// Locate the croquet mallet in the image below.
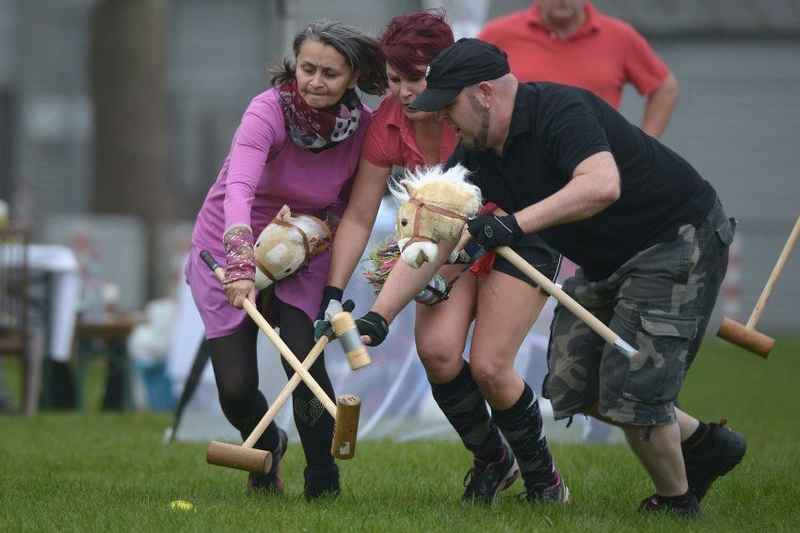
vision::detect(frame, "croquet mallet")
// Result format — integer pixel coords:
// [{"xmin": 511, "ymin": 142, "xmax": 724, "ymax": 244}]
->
[
  {"xmin": 201, "ymin": 250, "xmax": 364, "ymax": 473},
  {"xmin": 496, "ymin": 246, "xmax": 639, "ymax": 359},
  {"xmin": 716, "ymin": 214, "xmax": 800, "ymax": 358}
]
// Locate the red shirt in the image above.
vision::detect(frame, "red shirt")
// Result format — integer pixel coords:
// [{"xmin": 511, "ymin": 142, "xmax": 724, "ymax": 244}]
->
[
  {"xmin": 361, "ymin": 95, "xmax": 457, "ymax": 171},
  {"xmin": 362, "ymin": 96, "xmax": 497, "ymax": 215},
  {"xmin": 478, "ymin": 2, "xmax": 669, "ymax": 109}
]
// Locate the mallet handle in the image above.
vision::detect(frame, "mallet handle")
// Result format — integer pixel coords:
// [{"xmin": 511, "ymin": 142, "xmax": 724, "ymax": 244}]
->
[
  {"xmin": 242, "ymin": 334, "xmax": 329, "ymax": 448},
  {"xmin": 496, "ymin": 246, "xmax": 638, "ymax": 359},
  {"xmin": 200, "ymin": 250, "xmax": 337, "ymax": 416},
  {"xmin": 746, "ymin": 214, "xmax": 800, "ymax": 329},
  {"xmin": 240, "ymin": 300, "xmax": 355, "ymax": 449}
]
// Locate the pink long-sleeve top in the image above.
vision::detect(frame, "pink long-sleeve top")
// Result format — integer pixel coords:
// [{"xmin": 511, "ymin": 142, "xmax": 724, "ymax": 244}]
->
[{"xmin": 186, "ymin": 87, "xmax": 371, "ymax": 338}]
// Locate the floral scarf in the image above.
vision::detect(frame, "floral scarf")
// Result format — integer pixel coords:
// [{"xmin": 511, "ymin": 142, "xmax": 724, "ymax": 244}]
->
[{"xmin": 278, "ymin": 79, "xmax": 363, "ymax": 152}]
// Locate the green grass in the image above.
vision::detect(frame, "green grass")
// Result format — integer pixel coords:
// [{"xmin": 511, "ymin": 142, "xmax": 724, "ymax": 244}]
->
[{"xmin": 2, "ymin": 336, "xmax": 800, "ymax": 532}]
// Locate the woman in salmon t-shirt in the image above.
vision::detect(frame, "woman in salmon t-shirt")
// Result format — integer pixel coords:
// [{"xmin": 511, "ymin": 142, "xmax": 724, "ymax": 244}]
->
[{"xmin": 318, "ymin": 10, "xmax": 568, "ymax": 504}]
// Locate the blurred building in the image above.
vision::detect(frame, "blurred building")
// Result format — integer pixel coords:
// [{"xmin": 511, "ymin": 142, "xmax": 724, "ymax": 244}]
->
[{"xmin": 0, "ymin": 0, "xmax": 798, "ymax": 334}]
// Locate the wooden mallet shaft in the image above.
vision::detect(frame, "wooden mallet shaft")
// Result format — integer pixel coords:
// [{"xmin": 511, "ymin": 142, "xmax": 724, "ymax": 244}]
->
[
  {"xmin": 200, "ymin": 250, "xmax": 361, "ymax": 460},
  {"xmin": 206, "ymin": 324, "xmax": 331, "ymax": 473},
  {"xmin": 716, "ymin": 215, "xmax": 800, "ymax": 358},
  {"xmin": 496, "ymin": 246, "xmax": 639, "ymax": 359}
]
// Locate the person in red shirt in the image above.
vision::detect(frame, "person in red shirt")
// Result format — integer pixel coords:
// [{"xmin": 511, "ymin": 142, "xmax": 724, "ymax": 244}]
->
[
  {"xmin": 478, "ymin": 0, "xmax": 679, "ymax": 139},
  {"xmin": 318, "ymin": 9, "xmax": 569, "ymax": 505}
]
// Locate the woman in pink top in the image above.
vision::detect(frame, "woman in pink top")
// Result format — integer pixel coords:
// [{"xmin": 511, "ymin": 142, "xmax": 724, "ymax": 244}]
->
[
  {"xmin": 185, "ymin": 20, "xmax": 386, "ymax": 499},
  {"xmin": 318, "ymin": 10, "xmax": 567, "ymax": 504}
]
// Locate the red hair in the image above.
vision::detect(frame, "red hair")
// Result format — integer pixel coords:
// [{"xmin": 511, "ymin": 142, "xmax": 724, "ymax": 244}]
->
[{"xmin": 380, "ymin": 9, "xmax": 454, "ymax": 79}]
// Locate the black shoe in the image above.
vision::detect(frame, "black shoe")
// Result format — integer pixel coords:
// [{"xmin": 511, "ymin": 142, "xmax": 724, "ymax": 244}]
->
[
  {"xmin": 639, "ymin": 492, "xmax": 701, "ymax": 519},
  {"xmin": 247, "ymin": 427, "xmax": 288, "ymax": 494},
  {"xmin": 684, "ymin": 419, "xmax": 746, "ymax": 501},
  {"xmin": 461, "ymin": 445, "xmax": 520, "ymax": 504},
  {"xmin": 304, "ymin": 464, "xmax": 340, "ymax": 501},
  {"xmin": 520, "ymin": 469, "xmax": 571, "ymax": 504}
]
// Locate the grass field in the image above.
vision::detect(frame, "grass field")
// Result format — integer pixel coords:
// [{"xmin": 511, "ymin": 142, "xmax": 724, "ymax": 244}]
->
[{"xmin": 2, "ymin": 336, "xmax": 799, "ymax": 532}]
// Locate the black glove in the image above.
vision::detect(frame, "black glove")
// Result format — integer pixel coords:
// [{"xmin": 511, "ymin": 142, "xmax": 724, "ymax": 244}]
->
[
  {"xmin": 314, "ymin": 286, "xmax": 343, "ymax": 341},
  {"xmin": 355, "ymin": 311, "xmax": 389, "ymax": 347},
  {"xmin": 466, "ymin": 214, "xmax": 524, "ymax": 251}
]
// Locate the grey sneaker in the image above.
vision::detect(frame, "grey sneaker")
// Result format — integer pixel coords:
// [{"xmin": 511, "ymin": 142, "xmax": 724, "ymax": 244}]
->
[
  {"xmin": 520, "ymin": 469, "xmax": 571, "ymax": 504},
  {"xmin": 684, "ymin": 419, "xmax": 746, "ymax": 501},
  {"xmin": 639, "ymin": 492, "xmax": 701, "ymax": 519},
  {"xmin": 247, "ymin": 427, "xmax": 288, "ymax": 494},
  {"xmin": 461, "ymin": 445, "xmax": 520, "ymax": 504}
]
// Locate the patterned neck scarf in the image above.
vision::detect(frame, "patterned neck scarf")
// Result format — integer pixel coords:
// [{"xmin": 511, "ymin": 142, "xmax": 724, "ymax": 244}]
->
[{"xmin": 278, "ymin": 79, "xmax": 363, "ymax": 153}]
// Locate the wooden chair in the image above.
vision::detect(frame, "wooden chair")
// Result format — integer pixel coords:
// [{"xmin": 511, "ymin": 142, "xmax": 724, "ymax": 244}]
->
[{"xmin": 0, "ymin": 226, "xmax": 43, "ymax": 415}]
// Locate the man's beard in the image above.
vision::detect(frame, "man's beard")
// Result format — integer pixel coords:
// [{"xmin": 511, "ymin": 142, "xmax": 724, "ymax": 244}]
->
[{"xmin": 461, "ymin": 92, "xmax": 490, "ymax": 153}]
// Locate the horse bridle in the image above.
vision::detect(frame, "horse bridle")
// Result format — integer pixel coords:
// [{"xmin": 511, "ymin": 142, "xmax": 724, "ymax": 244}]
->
[
  {"xmin": 402, "ymin": 198, "xmax": 468, "ymax": 248},
  {"xmin": 255, "ymin": 214, "xmax": 333, "ymax": 283},
  {"xmin": 400, "ymin": 198, "xmax": 482, "ymax": 305}
]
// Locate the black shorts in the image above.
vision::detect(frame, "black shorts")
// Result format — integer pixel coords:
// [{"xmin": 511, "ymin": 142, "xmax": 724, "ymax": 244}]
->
[{"xmin": 493, "ymin": 234, "xmax": 561, "ymax": 285}]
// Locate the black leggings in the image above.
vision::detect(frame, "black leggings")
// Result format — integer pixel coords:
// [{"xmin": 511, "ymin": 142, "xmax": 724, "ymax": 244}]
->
[{"xmin": 208, "ymin": 298, "xmax": 336, "ymax": 470}]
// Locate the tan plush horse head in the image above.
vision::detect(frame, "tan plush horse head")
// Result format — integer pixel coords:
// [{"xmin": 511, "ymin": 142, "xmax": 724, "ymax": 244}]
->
[
  {"xmin": 254, "ymin": 204, "xmax": 332, "ymax": 289},
  {"xmin": 391, "ymin": 164, "xmax": 483, "ymax": 267}
]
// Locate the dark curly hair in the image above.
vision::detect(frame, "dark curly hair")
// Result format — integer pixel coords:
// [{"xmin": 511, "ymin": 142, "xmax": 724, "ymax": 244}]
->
[
  {"xmin": 380, "ymin": 9, "xmax": 454, "ymax": 79},
  {"xmin": 270, "ymin": 19, "xmax": 387, "ymax": 96}
]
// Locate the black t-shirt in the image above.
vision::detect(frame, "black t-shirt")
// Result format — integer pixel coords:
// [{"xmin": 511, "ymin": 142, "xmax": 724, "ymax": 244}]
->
[{"xmin": 447, "ymin": 82, "xmax": 716, "ymax": 280}]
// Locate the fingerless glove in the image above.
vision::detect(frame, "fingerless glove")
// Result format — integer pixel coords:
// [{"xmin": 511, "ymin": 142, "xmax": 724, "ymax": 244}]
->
[{"xmin": 222, "ymin": 224, "xmax": 256, "ymax": 285}]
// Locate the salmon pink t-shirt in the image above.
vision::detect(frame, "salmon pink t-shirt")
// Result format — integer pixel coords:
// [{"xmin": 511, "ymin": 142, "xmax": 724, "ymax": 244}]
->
[
  {"xmin": 361, "ymin": 95, "xmax": 457, "ymax": 171},
  {"xmin": 478, "ymin": 2, "xmax": 670, "ymax": 109}
]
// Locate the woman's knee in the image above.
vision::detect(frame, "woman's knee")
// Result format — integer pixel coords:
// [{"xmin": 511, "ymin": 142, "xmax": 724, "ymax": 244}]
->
[
  {"xmin": 468, "ymin": 355, "xmax": 510, "ymax": 390},
  {"xmin": 217, "ymin": 384, "xmax": 258, "ymax": 420},
  {"xmin": 414, "ymin": 338, "xmax": 460, "ymax": 378}
]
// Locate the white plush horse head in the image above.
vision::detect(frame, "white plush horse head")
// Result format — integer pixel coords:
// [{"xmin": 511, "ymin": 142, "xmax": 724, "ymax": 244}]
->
[
  {"xmin": 390, "ymin": 164, "xmax": 482, "ymax": 267},
  {"xmin": 254, "ymin": 205, "xmax": 332, "ymax": 289}
]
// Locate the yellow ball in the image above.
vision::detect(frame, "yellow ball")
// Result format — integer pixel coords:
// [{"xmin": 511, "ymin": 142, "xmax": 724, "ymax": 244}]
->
[{"xmin": 170, "ymin": 500, "xmax": 194, "ymax": 511}]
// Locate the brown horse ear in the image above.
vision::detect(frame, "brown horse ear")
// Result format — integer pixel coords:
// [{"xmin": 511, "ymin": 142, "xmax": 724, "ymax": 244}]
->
[
  {"xmin": 401, "ymin": 180, "xmax": 418, "ymax": 197},
  {"xmin": 277, "ymin": 204, "xmax": 291, "ymax": 220}
]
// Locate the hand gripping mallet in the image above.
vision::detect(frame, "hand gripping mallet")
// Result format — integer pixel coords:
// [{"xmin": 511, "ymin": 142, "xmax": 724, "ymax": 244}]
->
[
  {"xmin": 496, "ymin": 246, "xmax": 639, "ymax": 359},
  {"xmin": 201, "ymin": 250, "xmax": 364, "ymax": 468},
  {"xmin": 206, "ymin": 300, "xmax": 356, "ymax": 474},
  {"xmin": 326, "ymin": 299, "xmax": 371, "ymax": 370},
  {"xmin": 716, "ymin": 214, "xmax": 800, "ymax": 358}
]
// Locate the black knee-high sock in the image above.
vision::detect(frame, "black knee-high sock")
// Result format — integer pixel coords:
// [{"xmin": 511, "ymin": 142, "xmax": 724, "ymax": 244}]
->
[
  {"xmin": 492, "ymin": 383, "xmax": 556, "ymax": 489},
  {"xmin": 280, "ymin": 356, "xmax": 336, "ymax": 470},
  {"xmin": 681, "ymin": 421, "xmax": 711, "ymax": 454},
  {"xmin": 430, "ymin": 361, "xmax": 503, "ymax": 462},
  {"xmin": 278, "ymin": 303, "xmax": 336, "ymax": 471}
]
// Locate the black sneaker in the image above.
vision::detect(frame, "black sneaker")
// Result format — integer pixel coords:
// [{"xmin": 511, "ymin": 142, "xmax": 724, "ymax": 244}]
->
[
  {"xmin": 247, "ymin": 427, "xmax": 288, "ymax": 494},
  {"xmin": 684, "ymin": 419, "xmax": 746, "ymax": 501},
  {"xmin": 304, "ymin": 464, "xmax": 341, "ymax": 501},
  {"xmin": 520, "ymin": 469, "xmax": 571, "ymax": 504},
  {"xmin": 639, "ymin": 492, "xmax": 701, "ymax": 518},
  {"xmin": 461, "ymin": 445, "xmax": 520, "ymax": 504}
]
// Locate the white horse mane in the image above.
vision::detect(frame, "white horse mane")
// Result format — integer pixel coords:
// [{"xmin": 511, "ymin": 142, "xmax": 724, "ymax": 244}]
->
[{"xmin": 388, "ymin": 164, "xmax": 483, "ymax": 206}]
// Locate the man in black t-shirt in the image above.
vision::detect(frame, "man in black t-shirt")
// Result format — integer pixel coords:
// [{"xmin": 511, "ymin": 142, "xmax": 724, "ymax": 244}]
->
[{"xmin": 405, "ymin": 38, "xmax": 746, "ymax": 517}]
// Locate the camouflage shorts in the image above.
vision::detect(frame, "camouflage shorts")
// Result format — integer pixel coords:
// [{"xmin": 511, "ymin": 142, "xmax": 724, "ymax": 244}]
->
[{"xmin": 542, "ymin": 199, "xmax": 736, "ymax": 426}]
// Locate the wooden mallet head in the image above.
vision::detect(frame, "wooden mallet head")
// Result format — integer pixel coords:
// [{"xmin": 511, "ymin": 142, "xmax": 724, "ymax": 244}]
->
[
  {"xmin": 331, "ymin": 394, "xmax": 361, "ymax": 459},
  {"xmin": 206, "ymin": 441, "xmax": 272, "ymax": 474},
  {"xmin": 716, "ymin": 215, "xmax": 800, "ymax": 358},
  {"xmin": 331, "ymin": 312, "xmax": 371, "ymax": 370},
  {"xmin": 716, "ymin": 317, "xmax": 774, "ymax": 358}
]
